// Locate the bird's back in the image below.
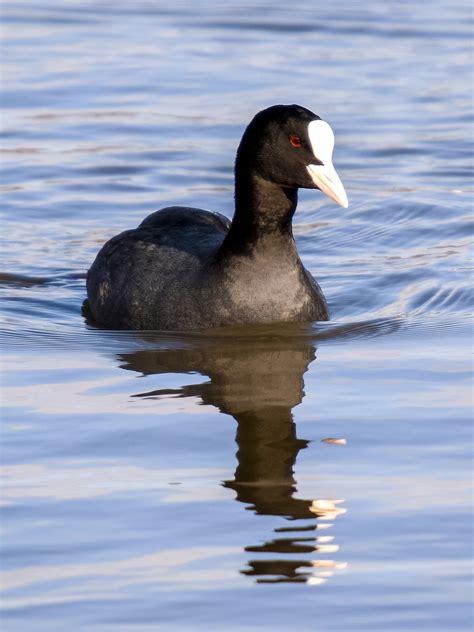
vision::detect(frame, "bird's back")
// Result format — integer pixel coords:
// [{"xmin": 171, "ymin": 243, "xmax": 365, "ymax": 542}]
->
[{"xmin": 86, "ymin": 207, "xmax": 230, "ymax": 329}]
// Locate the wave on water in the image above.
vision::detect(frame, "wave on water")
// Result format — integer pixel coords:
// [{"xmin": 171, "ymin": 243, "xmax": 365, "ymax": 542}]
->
[{"xmin": 0, "ymin": 285, "xmax": 471, "ymax": 355}]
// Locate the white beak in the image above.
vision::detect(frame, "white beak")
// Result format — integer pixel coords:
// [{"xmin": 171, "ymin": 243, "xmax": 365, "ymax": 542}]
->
[
  {"xmin": 306, "ymin": 119, "xmax": 349, "ymax": 209},
  {"xmin": 306, "ymin": 162, "xmax": 348, "ymax": 208}
]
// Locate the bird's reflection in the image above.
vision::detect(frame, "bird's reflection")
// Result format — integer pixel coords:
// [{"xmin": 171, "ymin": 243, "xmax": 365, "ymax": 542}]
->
[{"xmin": 117, "ymin": 325, "xmax": 347, "ymax": 584}]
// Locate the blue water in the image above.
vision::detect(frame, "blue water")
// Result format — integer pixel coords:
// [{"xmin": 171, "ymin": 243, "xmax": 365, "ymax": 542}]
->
[{"xmin": 1, "ymin": 1, "xmax": 473, "ymax": 631}]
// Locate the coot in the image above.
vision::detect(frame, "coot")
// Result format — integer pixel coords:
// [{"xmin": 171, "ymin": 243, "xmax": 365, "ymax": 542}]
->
[{"xmin": 86, "ymin": 104, "xmax": 348, "ymax": 330}]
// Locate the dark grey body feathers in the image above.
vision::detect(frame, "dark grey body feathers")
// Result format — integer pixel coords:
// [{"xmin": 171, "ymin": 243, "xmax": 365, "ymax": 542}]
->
[{"xmin": 87, "ymin": 206, "xmax": 328, "ymax": 330}]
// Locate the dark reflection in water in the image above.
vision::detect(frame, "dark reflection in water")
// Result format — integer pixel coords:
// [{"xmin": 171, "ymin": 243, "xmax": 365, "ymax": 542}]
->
[{"xmin": 118, "ymin": 329, "xmax": 347, "ymax": 585}]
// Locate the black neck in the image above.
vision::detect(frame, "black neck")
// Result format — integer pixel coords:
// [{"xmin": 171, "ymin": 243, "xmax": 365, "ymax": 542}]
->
[{"xmin": 217, "ymin": 172, "xmax": 298, "ymax": 258}]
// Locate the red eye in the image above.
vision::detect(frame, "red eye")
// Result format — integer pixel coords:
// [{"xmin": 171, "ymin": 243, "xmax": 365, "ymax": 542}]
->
[{"xmin": 290, "ymin": 135, "xmax": 302, "ymax": 147}]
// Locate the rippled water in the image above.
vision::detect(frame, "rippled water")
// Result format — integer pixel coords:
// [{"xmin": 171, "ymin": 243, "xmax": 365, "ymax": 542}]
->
[{"xmin": 1, "ymin": 1, "xmax": 473, "ymax": 630}]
